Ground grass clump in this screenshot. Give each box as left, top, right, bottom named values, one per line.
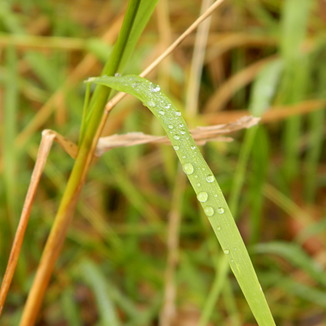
left=0, top=0, right=325, bottom=325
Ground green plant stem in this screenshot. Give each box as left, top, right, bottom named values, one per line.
left=18, top=1, right=143, bottom=324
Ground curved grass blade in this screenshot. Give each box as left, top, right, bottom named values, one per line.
left=254, top=241, right=326, bottom=287
left=86, top=75, right=276, bottom=326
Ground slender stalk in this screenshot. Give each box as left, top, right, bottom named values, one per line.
left=0, top=132, right=56, bottom=315
left=19, top=1, right=142, bottom=324
left=186, top=0, right=214, bottom=116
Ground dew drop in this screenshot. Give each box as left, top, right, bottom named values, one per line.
left=224, top=249, right=230, bottom=255
left=217, top=226, right=221, bottom=231
left=174, top=135, right=180, bottom=140
left=114, top=72, right=121, bottom=77
left=183, top=163, right=194, bottom=175
left=147, top=100, right=155, bottom=107
left=175, top=111, right=181, bottom=116
left=217, top=207, right=225, bottom=214
left=204, top=206, right=214, bottom=217
left=164, top=103, right=171, bottom=109
left=132, top=82, right=140, bottom=88
left=194, top=175, right=198, bottom=178
left=206, top=175, right=215, bottom=183
left=159, top=110, right=165, bottom=115
left=191, top=146, right=196, bottom=150
left=197, top=192, right=208, bottom=202
left=173, top=146, right=179, bottom=151
left=197, top=183, right=201, bottom=187
left=179, top=123, right=184, bottom=127
left=168, top=125, right=174, bottom=129
left=150, top=84, right=160, bottom=92
left=214, top=194, right=218, bottom=198
left=180, top=130, right=186, bottom=135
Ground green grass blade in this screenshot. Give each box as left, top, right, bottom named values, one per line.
left=254, top=241, right=326, bottom=287
left=3, top=46, right=18, bottom=232
left=247, top=127, right=270, bottom=244
left=106, top=0, right=159, bottom=75
left=229, top=60, right=283, bottom=216
left=296, top=218, right=326, bottom=245
left=304, top=47, right=326, bottom=201
left=79, top=0, right=158, bottom=142
left=79, top=260, right=121, bottom=326
left=86, top=75, right=276, bottom=326
left=61, top=288, right=83, bottom=326
left=79, top=0, right=143, bottom=143
left=279, top=0, right=311, bottom=185
left=280, top=277, right=326, bottom=308
left=280, top=0, right=311, bottom=61
left=78, top=257, right=155, bottom=325
left=249, top=60, right=283, bottom=117
left=198, top=257, right=229, bottom=326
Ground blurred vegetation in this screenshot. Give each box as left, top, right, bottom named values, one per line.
left=0, top=0, right=325, bottom=325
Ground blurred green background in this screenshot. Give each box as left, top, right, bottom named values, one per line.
left=0, top=0, right=325, bottom=325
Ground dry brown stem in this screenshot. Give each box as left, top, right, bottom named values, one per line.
left=96, top=115, right=259, bottom=155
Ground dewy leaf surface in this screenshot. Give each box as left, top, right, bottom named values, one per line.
left=86, top=74, right=276, bottom=326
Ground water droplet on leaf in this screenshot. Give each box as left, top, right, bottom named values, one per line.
left=197, top=192, right=208, bottom=202
left=183, top=163, right=194, bottom=175
left=206, top=175, right=215, bottom=183
left=132, top=82, right=140, bottom=88
left=217, top=207, right=225, bottom=214
left=150, top=84, right=160, bottom=92
left=204, top=206, right=214, bottom=216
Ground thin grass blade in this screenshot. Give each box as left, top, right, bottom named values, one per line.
left=279, top=0, right=311, bottom=184
left=86, top=74, right=276, bottom=326
left=79, top=260, right=121, bottom=326
left=254, top=241, right=326, bottom=287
